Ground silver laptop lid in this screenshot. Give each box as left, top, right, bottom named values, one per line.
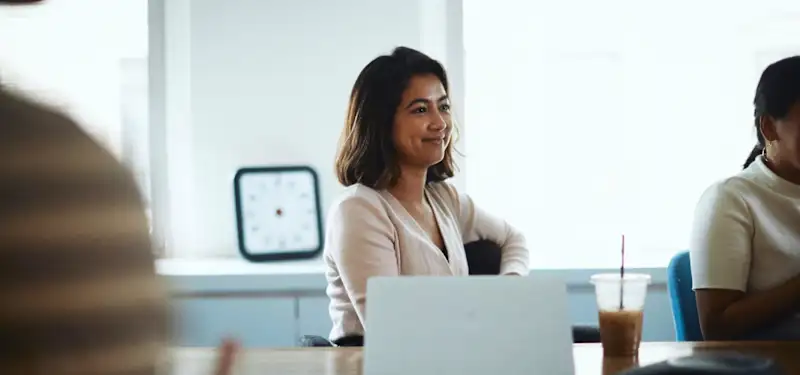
left=363, top=275, right=575, bottom=375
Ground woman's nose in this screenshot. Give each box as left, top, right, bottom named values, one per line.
left=428, top=113, right=447, bottom=131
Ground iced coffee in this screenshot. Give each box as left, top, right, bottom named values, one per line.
left=598, top=309, right=643, bottom=356
left=590, top=273, right=651, bottom=357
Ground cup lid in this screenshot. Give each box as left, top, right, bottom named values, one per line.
left=590, top=273, right=651, bottom=284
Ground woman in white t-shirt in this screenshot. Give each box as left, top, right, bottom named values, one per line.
left=690, top=56, right=800, bottom=341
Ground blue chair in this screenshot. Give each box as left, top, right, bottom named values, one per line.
left=666, top=251, right=703, bottom=341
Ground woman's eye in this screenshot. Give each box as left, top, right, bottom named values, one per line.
left=412, top=106, right=427, bottom=114
left=439, top=103, right=451, bottom=112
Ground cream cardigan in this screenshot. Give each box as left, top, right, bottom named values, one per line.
left=323, top=181, right=529, bottom=341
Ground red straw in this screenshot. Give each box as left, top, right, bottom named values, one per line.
left=619, top=234, right=625, bottom=311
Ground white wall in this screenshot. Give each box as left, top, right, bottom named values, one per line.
left=0, top=0, right=147, bottom=158
left=152, top=0, right=465, bottom=257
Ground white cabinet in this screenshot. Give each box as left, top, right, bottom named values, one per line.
left=173, top=296, right=297, bottom=347
left=298, top=296, right=332, bottom=339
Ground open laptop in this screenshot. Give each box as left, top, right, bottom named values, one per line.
left=362, top=275, right=575, bottom=375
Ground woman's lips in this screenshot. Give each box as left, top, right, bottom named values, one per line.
left=422, top=137, right=445, bottom=145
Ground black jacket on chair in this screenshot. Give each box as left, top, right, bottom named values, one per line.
left=300, top=240, right=601, bottom=347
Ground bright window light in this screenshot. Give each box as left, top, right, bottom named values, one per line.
left=464, top=0, right=800, bottom=269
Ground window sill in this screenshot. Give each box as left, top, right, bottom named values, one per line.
left=156, top=257, right=326, bottom=276
left=157, top=258, right=667, bottom=295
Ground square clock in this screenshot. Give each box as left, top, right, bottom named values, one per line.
left=233, top=166, right=323, bottom=262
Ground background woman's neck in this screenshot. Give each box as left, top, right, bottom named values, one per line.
left=387, top=166, right=428, bottom=204
left=764, top=155, right=800, bottom=185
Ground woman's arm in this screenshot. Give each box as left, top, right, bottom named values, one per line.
left=441, top=184, right=529, bottom=275
left=695, top=281, right=800, bottom=341
left=691, top=183, right=800, bottom=340
left=325, top=195, right=397, bottom=324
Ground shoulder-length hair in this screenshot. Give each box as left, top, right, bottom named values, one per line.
left=334, top=46, right=457, bottom=189
left=744, top=56, right=800, bottom=168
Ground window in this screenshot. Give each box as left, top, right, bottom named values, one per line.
left=120, top=57, right=152, bottom=230
left=463, top=0, right=800, bottom=269
left=0, top=0, right=151, bottom=236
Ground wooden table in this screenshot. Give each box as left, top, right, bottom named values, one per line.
left=171, top=341, right=800, bottom=375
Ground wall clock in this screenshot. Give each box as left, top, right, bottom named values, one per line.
left=233, top=165, right=323, bottom=262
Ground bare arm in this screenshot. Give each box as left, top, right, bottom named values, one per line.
left=690, top=182, right=800, bottom=340
left=696, top=280, right=800, bottom=340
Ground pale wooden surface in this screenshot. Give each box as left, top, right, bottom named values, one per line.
left=171, top=341, right=800, bottom=375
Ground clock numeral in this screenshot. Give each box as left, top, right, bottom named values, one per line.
left=251, top=225, right=259, bottom=232
left=248, top=194, right=257, bottom=202
left=278, top=238, right=287, bottom=249
left=293, top=234, right=302, bottom=243
left=301, top=223, right=310, bottom=231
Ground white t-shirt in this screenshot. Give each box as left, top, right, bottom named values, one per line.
left=690, top=155, right=800, bottom=339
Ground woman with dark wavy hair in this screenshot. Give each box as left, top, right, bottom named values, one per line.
left=323, top=46, right=529, bottom=344
left=691, top=56, right=800, bottom=341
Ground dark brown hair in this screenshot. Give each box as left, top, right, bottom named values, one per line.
left=335, top=46, right=457, bottom=189
left=744, top=56, right=800, bottom=168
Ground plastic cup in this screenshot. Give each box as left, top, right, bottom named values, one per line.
left=590, top=273, right=651, bottom=357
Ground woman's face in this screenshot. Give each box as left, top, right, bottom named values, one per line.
left=765, top=101, right=800, bottom=170
left=392, top=74, right=452, bottom=169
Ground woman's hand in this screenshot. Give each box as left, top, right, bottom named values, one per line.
left=212, top=339, right=239, bottom=375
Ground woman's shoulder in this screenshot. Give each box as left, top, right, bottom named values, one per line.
left=325, top=185, right=397, bottom=245
left=426, top=180, right=461, bottom=206
left=698, top=166, right=769, bottom=206
left=694, top=175, right=756, bottom=220
left=328, top=184, right=390, bottom=218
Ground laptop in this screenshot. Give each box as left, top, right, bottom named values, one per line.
left=362, top=275, right=575, bottom=375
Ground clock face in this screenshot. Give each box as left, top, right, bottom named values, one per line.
left=234, top=166, right=322, bottom=261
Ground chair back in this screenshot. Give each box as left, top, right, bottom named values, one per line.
left=464, top=239, right=502, bottom=275
left=666, top=251, right=703, bottom=341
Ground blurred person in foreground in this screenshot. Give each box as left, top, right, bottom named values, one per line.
left=0, top=1, right=236, bottom=374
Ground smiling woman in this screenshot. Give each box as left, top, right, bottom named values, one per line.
left=335, top=46, right=457, bottom=190
left=324, top=46, right=529, bottom=344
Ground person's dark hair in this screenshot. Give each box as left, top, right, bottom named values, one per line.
left=0, top=0, right=44, bottom=5
left=744, top=56, right=800, bottom=168
left=335, top=46, right=457, bottom=189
